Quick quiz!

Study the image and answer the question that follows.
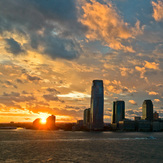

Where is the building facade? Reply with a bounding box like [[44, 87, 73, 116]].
[[112, 101, 125, 123], [83, 108, 90, 126], [142, 100, 153, 121], [153, 111, 159, 121], [90, 80, 104, 130]]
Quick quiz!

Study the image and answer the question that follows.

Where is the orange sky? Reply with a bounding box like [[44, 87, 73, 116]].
[[0, 0, 163, 123]]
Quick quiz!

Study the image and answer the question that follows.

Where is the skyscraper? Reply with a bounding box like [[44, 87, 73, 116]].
[[90, 80, 104, 130], [142, 100, 153, 121], [112, 101, 125, 123], [83, 108, 90, 126]]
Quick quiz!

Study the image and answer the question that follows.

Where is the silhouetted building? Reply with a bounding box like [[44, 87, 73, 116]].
[[153, 121, 161, 131], [137, 120, 151, 131], [46, 115, 56, 129], [119, 120, 135, 131], [153, 111, 159, 120], [142, 100, 153, 121], [112, 101, 125, 123], [90, 80, 104, 130], [77, 120, 84, 127], [33, 118, 45, 129], [84, 108, 90, 126], [134, 116, 141, 121]]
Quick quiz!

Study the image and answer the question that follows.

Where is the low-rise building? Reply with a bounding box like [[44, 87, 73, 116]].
[[137, 120, 151, 131], [153, 121, 161, 131], [119, 120, 135, 131]]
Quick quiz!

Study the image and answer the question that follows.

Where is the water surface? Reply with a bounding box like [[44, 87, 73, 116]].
[[0, 129, 163, 163]]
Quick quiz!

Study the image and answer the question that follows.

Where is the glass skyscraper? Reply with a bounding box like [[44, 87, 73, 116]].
[[112, 101, 125, 123], [142, 100, 153, 121], [83, 108, 90, 126], [90, 80, 104, 130]]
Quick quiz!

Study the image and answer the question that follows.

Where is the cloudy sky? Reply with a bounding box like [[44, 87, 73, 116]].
[[0, 0, 163, 123]]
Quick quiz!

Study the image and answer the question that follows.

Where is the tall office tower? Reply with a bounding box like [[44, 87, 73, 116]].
[[142, 100, 153, 121], [112, 101, 116, 123], [112, 101, 125, 123], [83, 108, 90, 126], [90, 80, 104, 130]]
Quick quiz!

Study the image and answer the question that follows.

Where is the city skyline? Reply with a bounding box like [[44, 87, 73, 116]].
[[0, 0, 163, 123]]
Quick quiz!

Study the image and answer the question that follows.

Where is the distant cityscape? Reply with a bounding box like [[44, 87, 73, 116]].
[[75, 80, 163, 132], [0, 80, 163, 132]]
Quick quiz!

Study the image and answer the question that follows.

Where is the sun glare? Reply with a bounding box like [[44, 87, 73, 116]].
[[40, 118, 46, 124]]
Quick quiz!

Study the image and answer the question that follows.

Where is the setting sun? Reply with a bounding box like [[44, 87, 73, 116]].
[[40, 118, 47, 124]]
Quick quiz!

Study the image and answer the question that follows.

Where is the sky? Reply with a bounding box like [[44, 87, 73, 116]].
[[0, 0, 163, 123]]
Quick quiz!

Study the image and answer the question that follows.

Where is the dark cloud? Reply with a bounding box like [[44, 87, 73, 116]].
[[22, 91, 28, 94], [16, 79, 23, 84], [65, 105, 86, 111], [3, 92, 20, 97], [43, 94, 64, 103], [46, 88, 60, 94], [26, 74, 42, 82], [5, 38, 24, 55], [43, 94, 59, 101], [42, 35, 81, 60], [4, 80, 17, 88], [0, 0, 85, 60], [5, 80, 13, 85], [0, 92, 35, 107]]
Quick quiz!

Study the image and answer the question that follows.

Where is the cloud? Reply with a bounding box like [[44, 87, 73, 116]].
[[0, 92, 35, 107], [148, 91, 159, 95], [144, 61, 159, 70], [5, 38, 24, 55], [3, 92, 20, 97], [22, 74, 42, 82], [58, 91, 91, 99], [126, 109, 141, 117], [22, 91, 28, 94], [152, 0, 163, 21], [43, 94, 64, 103], [2, 80, 17, 88], [129, 100, 137, 105], [0, 0, 84, 60], [43, 94, 59, 101], [65, 105, 86, 111], [120, 67, 134, 76], [104, 80, 136, 94], [46, 88, 60, 94], [154, 99, 160, 102], [135, 61, 159, 80], [27, 75, 41, 81], [16, 79, 23, 84], [79, 0, 143, 52]]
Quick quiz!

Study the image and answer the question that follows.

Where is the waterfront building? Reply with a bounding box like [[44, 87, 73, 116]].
[[134, 117, 141, 121], [46, 115, 56, 129], [83, 108, 90, 126], [142, 100, 153, 121], [153, 121, 161, 131], [77, 120, 84, 127], [112, 101, 125, 123], [153, 111, 159, 121], [119, 120, 135, 131], [137, 120, 151, 131], [90, 80, 104, 130]]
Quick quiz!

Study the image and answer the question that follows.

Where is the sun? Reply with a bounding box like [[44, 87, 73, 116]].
[[40, 118, 47, 124]]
